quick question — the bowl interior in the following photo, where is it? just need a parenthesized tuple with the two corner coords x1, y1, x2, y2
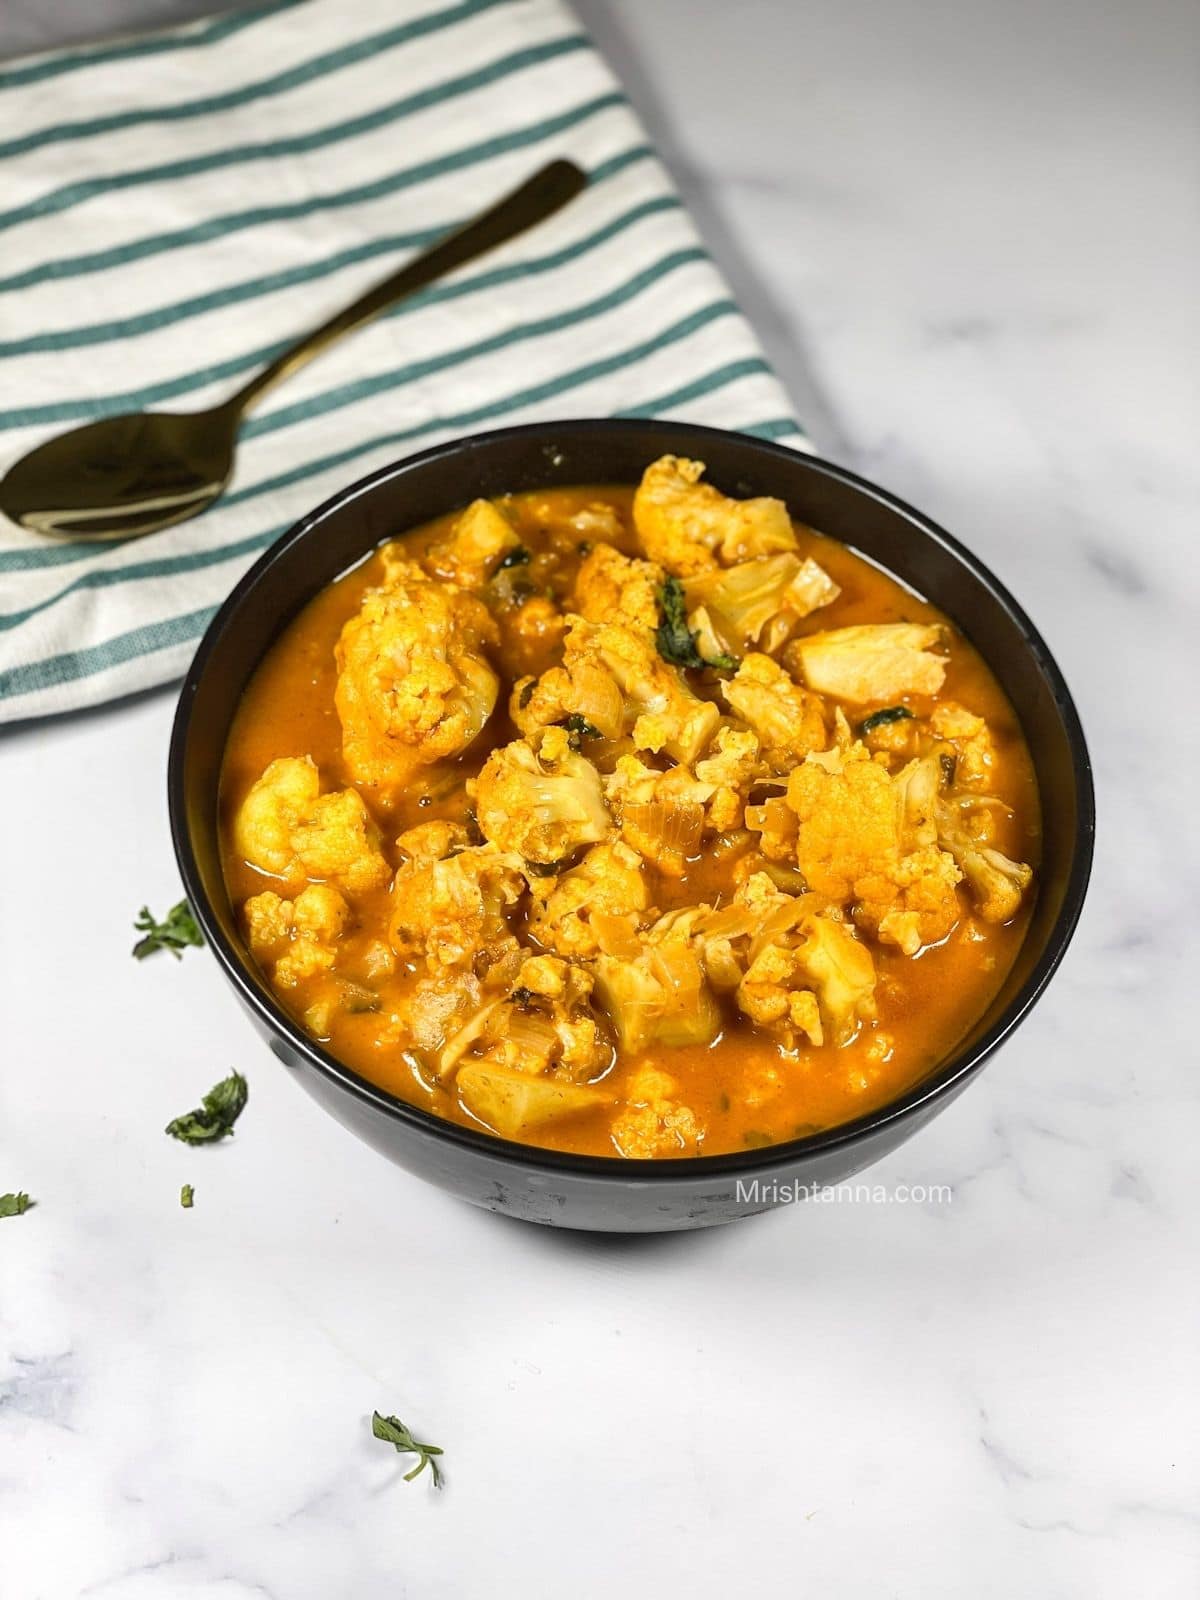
(172, 420, 1093, 1162)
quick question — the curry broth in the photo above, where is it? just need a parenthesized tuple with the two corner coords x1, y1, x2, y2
(221, 484, 1039, 1158)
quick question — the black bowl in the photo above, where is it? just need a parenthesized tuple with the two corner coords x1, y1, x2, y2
(169, 420, 1094, 1231)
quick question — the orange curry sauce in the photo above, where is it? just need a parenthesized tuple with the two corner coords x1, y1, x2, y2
(221, 485, 1040, 1158)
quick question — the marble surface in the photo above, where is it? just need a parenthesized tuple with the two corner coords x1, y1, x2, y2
(2, 1, 1197, 1595)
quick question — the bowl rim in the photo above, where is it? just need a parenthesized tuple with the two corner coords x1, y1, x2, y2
(169, 418, 1095, 1182)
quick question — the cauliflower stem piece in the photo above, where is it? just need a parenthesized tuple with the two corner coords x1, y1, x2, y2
(683, 552, 840, 652)
(593, 942, 721, 1054)
(789, 623, 947, 705)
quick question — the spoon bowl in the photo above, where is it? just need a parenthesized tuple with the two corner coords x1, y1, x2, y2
(0, 405, 238, 540)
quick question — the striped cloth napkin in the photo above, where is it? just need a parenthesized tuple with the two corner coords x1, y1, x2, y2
(0, 0, 804, 724)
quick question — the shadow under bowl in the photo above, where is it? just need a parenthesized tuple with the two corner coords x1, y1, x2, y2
(169, 420, 1094, 1231)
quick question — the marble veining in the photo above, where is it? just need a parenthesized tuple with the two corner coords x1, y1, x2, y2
(2, 0, 1197, 1596)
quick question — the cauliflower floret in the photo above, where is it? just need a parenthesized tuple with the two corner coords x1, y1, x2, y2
(789, 623, 947, 704)
(470, 733, 611, 865)
(929, 701, 997, 788)
(734, 868, 797, 924)
(603, 754, 712, 875)
(725, 886, 876, 1048)
(522, 960, 605, 1069)
(860, 847, 964, 954)
(456, 1060, 608, 1138)
(937, 797, 1033, 922)
(289, 791, 391, 895)
(737, 943, 824, 1043)
(389, 842, 525, 973)
(602, 737, 767, 868)
(573, 543, 664, 633)
(581, 617, 721, 763)
(243, 883, 351, 989)
(860, 707, 920, 758)
(683, 552, 840, 654)
(276, 934, 336, 985)
(465, 955, 609, 1082)
(291, 882, 350, 943)
(610, 1065, 703, 1158)
(782, 744, 962, 953)
(601, 733, 764, 869)
(743, 796, 797, 862)
(644, 872, 874, 1048)
(334, 564, 500, 803)
(721, 653, 827, 765)
(243, 889, 294, 953)
(448, 954, 613, 1132)
(783, 745, 911, 898)
(594, 939, 721, 1054)
(951, 845, 1033, 923)
(694, 725, 766, 832)
(419, 498, 520, 589)
(791, 914, 877, 1044)
(512, 951, 595, 1005)
(512, 609, 723, 768)
(232, 756, 390, 896)
(528, 841, 650, 958)
(511, 659, 624, 744)
(632, 456, 797, 575)
(394, 819, 472, 867)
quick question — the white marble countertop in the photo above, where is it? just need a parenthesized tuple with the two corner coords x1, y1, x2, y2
(3, 1, 1197, 1595)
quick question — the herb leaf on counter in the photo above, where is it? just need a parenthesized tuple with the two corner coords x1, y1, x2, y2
(372, 1411, 445, 1487)
(180, 1184, 195, 1208)
(0, 1191, 32, 1218)
(165, 1072, 248, 1144)
(132, 899, 205, 960)
(655, 577, 737, 672)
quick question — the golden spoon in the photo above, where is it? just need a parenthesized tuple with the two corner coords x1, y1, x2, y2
(0, 159, 586, 543)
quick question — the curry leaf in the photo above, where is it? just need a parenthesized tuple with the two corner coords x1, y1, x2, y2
(0, 1191, 32, 1218)
(523, 858, 564, 878)
(372, 1411, 445, 1487)
(859, 706, 914, 735)
(165, 1072, 248, 1144)
(857, 707, 915, 736)
(498, 545, 531, 569)
(559, 713, 601, 751)
(654, 577, 737, 672)
(132, 899, 205, 960)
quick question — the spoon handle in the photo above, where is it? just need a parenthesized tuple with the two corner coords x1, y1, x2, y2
(225, 158, 587, 417)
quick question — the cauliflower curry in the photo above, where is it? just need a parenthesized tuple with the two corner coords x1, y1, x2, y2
(221, 457, 1039, 1159)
